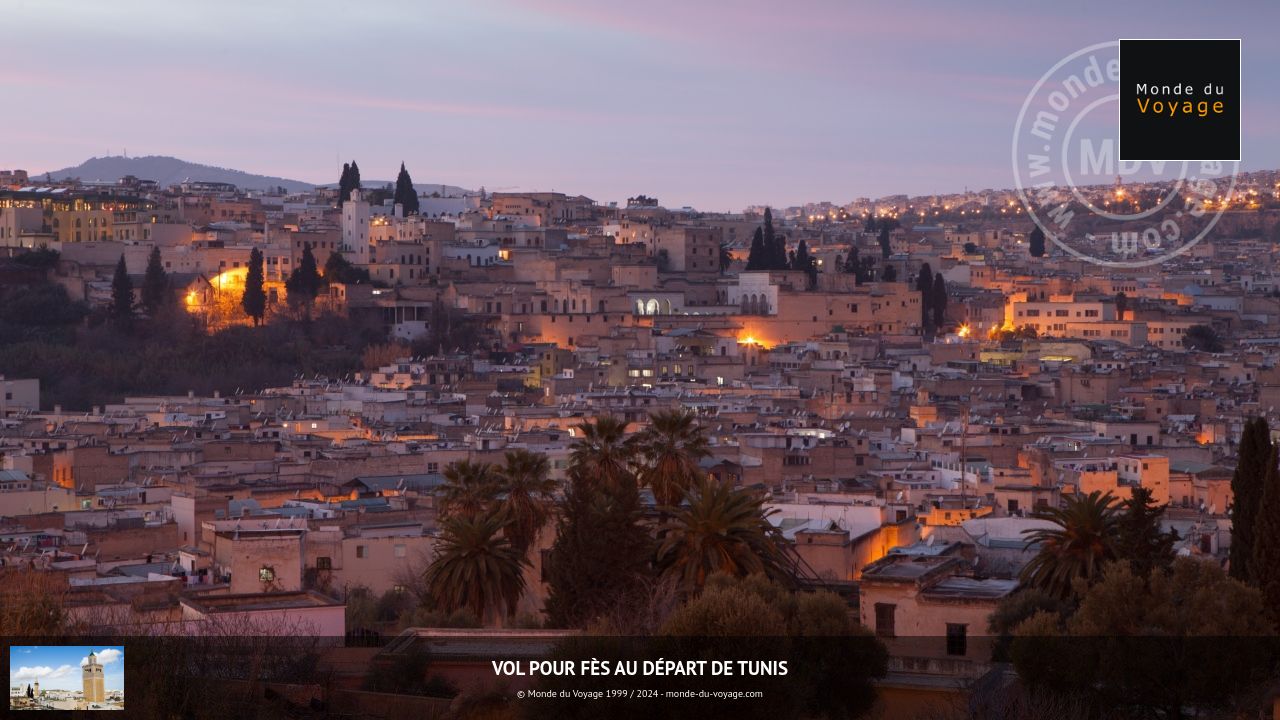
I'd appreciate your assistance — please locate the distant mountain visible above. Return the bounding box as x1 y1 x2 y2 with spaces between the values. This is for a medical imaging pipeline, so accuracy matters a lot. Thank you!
43 155 316 193
42 155 473 197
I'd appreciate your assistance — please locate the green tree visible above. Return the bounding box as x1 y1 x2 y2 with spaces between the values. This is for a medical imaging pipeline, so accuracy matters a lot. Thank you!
745 227 766 271
763 207 785 270
718 243 733 273
12 245 59 269
1183 324 1224 352
660 574 788 637
878 224 891 259
658 574 888 720
424 510 528 622
881 263 897 282
1020 491 1120 599
438 460 499 520
656 478 790 594
285 242 323 306
544 471 653 628
338 160 362 203
323 250 371 285
1011 560 1276 719
963 241 978 254
635 409 709 508
1252 443 1280 617
109 254 133 322
1029 225 1046 257
931 273 948 328
1115 291 1128 318
1114 486 1177 578
916 263 934 329
567 416 637 496
1231 416 1271 582
393 162 420 215
141 246 169 314
241 247 266 326
495 449 557 555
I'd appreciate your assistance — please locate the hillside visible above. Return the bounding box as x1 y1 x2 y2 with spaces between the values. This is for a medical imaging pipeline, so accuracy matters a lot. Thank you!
42 155 473 196
43 155 315 192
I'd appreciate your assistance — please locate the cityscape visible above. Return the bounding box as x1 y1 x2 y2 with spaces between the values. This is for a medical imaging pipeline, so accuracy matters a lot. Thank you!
4 2 1280 720
8 646 124 711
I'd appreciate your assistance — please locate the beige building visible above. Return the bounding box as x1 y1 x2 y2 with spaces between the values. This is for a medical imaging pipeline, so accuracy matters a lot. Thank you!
82 652 105 704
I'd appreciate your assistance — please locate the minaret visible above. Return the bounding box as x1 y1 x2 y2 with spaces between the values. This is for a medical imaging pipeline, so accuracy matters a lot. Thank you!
82 652 104 704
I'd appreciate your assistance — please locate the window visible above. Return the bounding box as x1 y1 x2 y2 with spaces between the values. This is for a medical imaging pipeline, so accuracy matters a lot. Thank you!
874 603 896 638
356 545 366 559
394 544 406 558
946 623 968 656
259 566 276 583
316 556 332 570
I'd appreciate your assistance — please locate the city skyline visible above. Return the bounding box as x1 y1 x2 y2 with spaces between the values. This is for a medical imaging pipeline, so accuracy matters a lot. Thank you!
9 646 124 693
5 0 1278 210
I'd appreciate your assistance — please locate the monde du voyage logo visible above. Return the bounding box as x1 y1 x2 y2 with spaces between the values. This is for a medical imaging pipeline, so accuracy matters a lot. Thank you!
1012 39 1241 267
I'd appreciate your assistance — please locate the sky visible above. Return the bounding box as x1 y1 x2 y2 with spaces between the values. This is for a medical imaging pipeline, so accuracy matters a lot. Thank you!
9 646 125 693
2 0 1277 210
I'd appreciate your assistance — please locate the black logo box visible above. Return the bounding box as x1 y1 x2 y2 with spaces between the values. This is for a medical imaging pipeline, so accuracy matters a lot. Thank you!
1119 39 1241 162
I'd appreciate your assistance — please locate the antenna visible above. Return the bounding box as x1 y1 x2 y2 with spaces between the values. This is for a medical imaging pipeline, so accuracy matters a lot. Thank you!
960 406 969 510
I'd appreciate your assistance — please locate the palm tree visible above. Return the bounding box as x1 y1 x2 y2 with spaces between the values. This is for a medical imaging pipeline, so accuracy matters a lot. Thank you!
425 510 528 622
636 409 710 508
1020 490 1121 599
656 478 789 593
495 448 557 554
568 416 637 496
438 460 498 519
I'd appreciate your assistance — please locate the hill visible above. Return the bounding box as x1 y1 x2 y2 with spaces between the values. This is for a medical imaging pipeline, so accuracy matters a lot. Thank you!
43 156 473 196
43 155 315 192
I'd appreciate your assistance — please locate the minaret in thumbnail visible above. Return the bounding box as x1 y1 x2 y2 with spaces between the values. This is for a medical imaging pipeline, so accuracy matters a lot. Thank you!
82 652 104 703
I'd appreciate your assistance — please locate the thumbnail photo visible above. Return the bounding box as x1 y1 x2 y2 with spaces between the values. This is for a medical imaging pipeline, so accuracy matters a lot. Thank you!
8 646 124 711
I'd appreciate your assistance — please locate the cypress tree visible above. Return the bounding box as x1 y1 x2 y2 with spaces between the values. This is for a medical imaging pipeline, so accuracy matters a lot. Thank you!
338 162 352 203
916 263 933 293
774 235 790 270
791 239 809 271
242 247 266 325
931 274 948 327
882 263 898 282
285 242 323 306
349 160 361 195
1254 443 1280 617
1231 416 1272 582
763 208 784 270
141 245 169 314
393 162 420 215
544 476 653 628
844 247 859 274
878 225 891 259
746 227 765 271
109 254 133 321
917 263 934 330
1029 226 1046 257
1116 486 1177 578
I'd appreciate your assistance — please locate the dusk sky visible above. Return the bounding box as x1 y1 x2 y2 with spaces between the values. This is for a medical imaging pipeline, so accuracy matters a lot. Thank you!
4 0 1277 210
